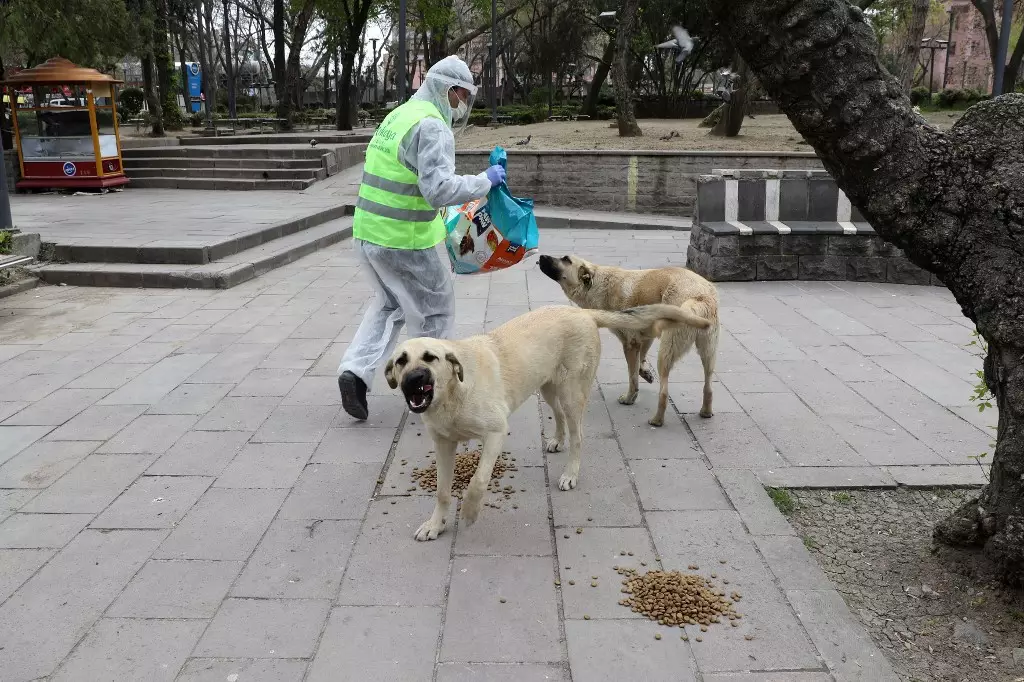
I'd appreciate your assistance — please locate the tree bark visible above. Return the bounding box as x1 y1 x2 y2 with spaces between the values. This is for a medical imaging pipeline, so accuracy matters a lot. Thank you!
222 0 237 118
708 0 1024 584
893 0 929 93
273 0 290 127
155 0 179 129
584 38 614 118
141 51 165 136
711 56 748 137
613 0 641 137
195 0 212 127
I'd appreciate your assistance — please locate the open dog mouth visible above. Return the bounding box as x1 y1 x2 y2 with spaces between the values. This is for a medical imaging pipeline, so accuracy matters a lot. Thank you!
404 384 434 413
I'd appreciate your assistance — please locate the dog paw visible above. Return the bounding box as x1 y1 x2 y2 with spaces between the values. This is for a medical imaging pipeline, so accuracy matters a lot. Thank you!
460 487 483 526
413 517 446 541
699 408 714 418
647 416 664 427
618 391 638 405
639 365 655 384
544 438 562 453
558 471 578 491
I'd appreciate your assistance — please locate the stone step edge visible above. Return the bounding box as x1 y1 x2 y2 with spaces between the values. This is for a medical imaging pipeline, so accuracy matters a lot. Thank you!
534 211 692 232
46 204 354 266
127 177 316 191
31 219 354 290
125 168 322 180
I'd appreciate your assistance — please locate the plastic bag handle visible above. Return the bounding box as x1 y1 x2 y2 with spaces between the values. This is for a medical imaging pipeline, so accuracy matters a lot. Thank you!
489 145 507 170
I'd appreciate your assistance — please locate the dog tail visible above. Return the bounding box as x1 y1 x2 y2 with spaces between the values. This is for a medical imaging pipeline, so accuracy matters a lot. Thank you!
587 303 711 333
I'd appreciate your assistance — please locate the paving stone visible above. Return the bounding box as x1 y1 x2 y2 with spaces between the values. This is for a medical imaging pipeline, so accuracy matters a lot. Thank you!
0 489 37 517
262 338 333 370
176 332 244 354
796 307 875 336
337 497 453 606
838 334 913 357
278 461 380 519
753 535 834 591
194 395 281 431
281 376 343 405
436 663 569 682
331 394 407 430
872 353 976 407
717 372 791 394
1 388 109 426
194 597 331 659
110 341 179 364
96 414 198 454
0 513 92 548
630 459 731 511
108 559 243 618
215 442 314 489
50 617 205 682
0 547 55 602
602 384 700 458
734 392 868 467
0 425 52 464
546 437 642 527
147 429 252 476
714 469 796 537
232 519 359 599
252 404 338 442
684 413 787 469
807 345 897 383
0 529 166 681
230 367 305 397
454 466 552 556
757 466 897 488
176 659 307 682
766 360 882 418
91 475 212 529
0 439 99 488
0 401 29 422
702 675 831 682
949 404 998 433
186 343 275 383
66 362 150 390
555 526 656 619
884 464 988 486
670 381 743 415
100 353 216 404
312 427 395 464
441 555 562 663
787 589 900 681
565 619 698 682
823 414 947 466
154 487 287 560
147 382 234 415
20 454 154 514
307 606 441 682
45 403 148 441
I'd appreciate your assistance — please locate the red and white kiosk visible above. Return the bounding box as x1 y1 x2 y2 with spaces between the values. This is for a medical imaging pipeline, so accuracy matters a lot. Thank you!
2 57 129 190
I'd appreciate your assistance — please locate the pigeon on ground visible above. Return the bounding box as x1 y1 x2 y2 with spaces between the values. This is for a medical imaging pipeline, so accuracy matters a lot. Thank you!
655 26 694 63
659 130 679 142
515 135 532 146
309 139 318 148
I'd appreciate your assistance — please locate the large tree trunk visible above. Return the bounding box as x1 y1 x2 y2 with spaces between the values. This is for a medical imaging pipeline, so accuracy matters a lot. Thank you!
273 0 291 127
613 0 641 137
584 39 614 118
893 0 929 93
711 56 748 137
195 1 212 128
709 0 1024 585
221 0 237 118
337 49 357 130
141 51 165 136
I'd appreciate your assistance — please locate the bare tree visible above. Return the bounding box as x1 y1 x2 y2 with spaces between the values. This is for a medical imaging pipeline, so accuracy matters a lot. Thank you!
613 0 641 136
969 0 1024 94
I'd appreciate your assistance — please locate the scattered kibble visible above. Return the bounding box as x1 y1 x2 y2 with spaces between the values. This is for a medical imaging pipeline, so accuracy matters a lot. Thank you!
568 580 575 585
410 450 516 497
576 528 583 535
499 598 506 603
554 580 561 586
591 581 598 587
695 636 703 642
616 568 743 631
654 633 662 640
744 634 754 641
583 614 590 620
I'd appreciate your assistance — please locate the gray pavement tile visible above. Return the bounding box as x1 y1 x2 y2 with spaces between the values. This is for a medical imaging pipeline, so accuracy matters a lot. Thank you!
949 404 998 433
148 430 252 476
307 606 441 682
884 464 988 486
546 437 643 527
766 360 883 418
752 535 834 591
177 658 307 682
2 372 78 402
872 353 976 407
670 381 742 415
734 392 868 467
0 548 55 602
262 339 332 371
281 376 342 405
824 414 948 466
602 384 700 458
230 367 305 397
0 425 52 464
1 388 109 426
186 343 275 383
0 489 37 516
96 414 198 454
838 334 914 357
154 487 287 560
110 341 180 364
50 617 205 682
684 413 787 470
100 353 216 404
337 497 453 606
107 559 243 618
441 555 562 663
194 597 331 659
436 663 569 682
0 401 29 422
20 454 154 514
307 342 347 376
0 529 166 682
717 372 791 394
555 526 657 619
787 589 899 681
565 619 698 682
45 403 148 441
251 405 338 443
232 519 360 599
714 469 796 537
332 395 407 429
796 306 876 336
732 331 807 363
194 395 281 431
312 427 395 464
177 332 245 354
148 382 234 415
756 466 897 488
630 459 731 511
0 513 92 548
215 442 314 489
917 323 975 346
0 439 99 488
278 462 378 519
91 475 213 529
454 467 552 556
67 362 149 389
152 324 210 344
702 675 831 682
808 345 898 383
772 323 843 349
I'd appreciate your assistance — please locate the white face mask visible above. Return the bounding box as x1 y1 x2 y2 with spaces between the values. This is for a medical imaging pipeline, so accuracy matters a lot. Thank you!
453 99 468 122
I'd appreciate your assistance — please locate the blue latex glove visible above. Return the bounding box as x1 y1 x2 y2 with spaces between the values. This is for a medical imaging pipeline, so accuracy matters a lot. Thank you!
485 164 506 187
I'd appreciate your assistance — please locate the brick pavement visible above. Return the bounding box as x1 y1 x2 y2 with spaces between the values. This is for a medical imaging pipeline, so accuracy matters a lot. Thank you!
0 229 989 680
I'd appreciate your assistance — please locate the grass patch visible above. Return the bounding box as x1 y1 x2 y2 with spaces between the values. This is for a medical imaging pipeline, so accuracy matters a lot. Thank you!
802 536 819 551
766 487 796 515
833 491 852 504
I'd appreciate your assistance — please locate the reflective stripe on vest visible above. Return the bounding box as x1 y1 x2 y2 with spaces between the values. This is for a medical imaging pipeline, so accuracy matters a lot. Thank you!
353 100 447 250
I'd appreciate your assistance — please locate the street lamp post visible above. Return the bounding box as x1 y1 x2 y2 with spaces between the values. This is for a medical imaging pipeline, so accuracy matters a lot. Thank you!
942 8 954 89
993 0 1013 95
370 38 379 105
0 132 12 231
398 0 407 103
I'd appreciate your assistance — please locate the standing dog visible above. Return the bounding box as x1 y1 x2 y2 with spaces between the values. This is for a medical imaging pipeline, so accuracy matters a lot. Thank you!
538 255 720 426
384 304 707 541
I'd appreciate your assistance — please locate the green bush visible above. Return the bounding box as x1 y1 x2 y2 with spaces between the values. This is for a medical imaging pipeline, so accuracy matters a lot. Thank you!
909 86 931 106
468 111 492 126
188 112 203 127
118 87 145 121
936 88 960 107
162 102 185 131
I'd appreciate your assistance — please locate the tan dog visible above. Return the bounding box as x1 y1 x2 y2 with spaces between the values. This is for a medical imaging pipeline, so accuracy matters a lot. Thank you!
384 304 707 541
538 254 720 426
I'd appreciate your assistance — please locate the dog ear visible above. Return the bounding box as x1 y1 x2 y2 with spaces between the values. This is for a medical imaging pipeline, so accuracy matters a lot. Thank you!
578 265 593 288
445 352 464 382
384 359 398 389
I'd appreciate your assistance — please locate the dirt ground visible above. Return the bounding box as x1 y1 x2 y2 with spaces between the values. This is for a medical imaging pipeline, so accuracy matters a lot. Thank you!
456 112 965 152
786 488 1024 682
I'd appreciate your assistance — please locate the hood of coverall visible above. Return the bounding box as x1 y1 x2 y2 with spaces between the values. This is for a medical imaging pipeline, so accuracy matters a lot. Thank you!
411 55 478 135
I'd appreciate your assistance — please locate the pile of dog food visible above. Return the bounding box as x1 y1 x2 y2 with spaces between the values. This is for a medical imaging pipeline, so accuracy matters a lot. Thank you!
410 450 519 499
616 565 743 630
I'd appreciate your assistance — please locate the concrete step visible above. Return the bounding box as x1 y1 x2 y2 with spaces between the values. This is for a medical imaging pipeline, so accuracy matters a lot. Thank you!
123 156 324 170
128 176 316 191
121 145 341 160
49 204 353 265
187 132 373 146
32 217 353 289
126 167 323 181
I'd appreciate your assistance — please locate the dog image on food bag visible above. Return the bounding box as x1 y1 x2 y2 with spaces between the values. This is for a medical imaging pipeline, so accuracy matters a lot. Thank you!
384 304 710 541
539 255 720 427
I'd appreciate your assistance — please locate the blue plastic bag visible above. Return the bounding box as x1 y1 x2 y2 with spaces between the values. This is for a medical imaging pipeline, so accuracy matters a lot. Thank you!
443 146 540 275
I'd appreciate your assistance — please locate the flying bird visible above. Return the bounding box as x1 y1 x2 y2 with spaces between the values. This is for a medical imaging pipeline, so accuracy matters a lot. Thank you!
655 26 694 64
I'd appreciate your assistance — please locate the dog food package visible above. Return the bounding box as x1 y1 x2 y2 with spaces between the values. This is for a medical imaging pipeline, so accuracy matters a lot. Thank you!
442 146 539 275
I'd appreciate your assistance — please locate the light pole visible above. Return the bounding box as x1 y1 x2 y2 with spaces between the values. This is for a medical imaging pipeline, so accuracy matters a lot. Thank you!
0 95 12 231
993 0 1013 95
398 0 407 103
370 38 379 105
490 0 498 124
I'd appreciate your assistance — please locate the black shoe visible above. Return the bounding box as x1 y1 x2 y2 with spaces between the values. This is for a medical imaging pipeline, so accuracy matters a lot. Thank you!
338 371 368 421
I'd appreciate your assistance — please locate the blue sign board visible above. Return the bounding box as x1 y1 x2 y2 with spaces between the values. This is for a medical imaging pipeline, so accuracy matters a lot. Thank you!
186 62 202 113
